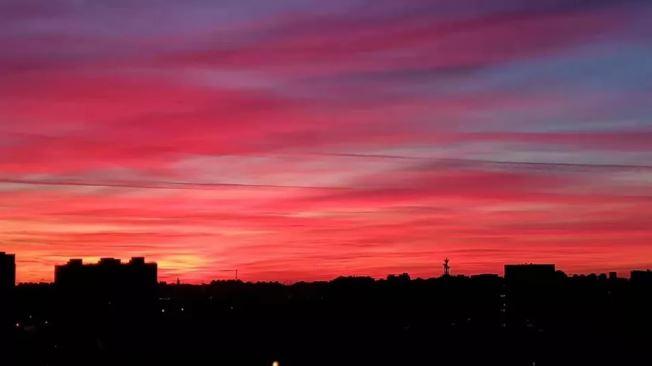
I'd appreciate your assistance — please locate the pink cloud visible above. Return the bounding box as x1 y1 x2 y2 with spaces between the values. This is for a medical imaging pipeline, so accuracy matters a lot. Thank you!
1 0 651 282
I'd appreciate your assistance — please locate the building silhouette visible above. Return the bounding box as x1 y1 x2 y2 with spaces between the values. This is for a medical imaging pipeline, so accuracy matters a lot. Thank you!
54 256 158 309
631 269 652 285
0 252 15 291
504 264 556 286
51 257 158 364
55 257 157 290
0 252 15 362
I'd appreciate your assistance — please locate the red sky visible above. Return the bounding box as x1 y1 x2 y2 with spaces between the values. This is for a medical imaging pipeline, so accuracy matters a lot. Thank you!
1 0 652 283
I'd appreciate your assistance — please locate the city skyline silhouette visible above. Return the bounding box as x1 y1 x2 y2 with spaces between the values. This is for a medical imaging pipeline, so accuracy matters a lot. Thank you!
4 251 652 365
4 252 652 284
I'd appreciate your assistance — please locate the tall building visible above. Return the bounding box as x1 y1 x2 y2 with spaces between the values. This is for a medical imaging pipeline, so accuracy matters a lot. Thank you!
55 257 157 294
504 264 556 286
630 270 652 285
0 252 16 291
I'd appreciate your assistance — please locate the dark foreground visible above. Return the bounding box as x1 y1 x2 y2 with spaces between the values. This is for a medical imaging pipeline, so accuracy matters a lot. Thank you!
3 273 652 366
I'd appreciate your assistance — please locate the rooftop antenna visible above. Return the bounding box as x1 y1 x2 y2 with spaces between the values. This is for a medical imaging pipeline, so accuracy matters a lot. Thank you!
218 269 238 280
443 258 451 277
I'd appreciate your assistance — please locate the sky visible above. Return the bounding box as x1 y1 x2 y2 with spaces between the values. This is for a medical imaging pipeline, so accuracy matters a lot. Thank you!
1 0 652 283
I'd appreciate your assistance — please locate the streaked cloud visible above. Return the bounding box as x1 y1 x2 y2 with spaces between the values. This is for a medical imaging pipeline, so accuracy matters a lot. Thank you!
1 0 651 282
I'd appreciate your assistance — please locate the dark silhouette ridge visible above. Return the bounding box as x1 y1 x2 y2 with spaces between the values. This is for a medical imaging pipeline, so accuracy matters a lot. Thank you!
4 254 652 365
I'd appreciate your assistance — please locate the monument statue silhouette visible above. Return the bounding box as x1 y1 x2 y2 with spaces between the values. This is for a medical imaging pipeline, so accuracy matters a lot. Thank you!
443 258 450 277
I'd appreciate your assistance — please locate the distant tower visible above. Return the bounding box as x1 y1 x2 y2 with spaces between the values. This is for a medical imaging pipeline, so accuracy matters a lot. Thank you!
443 258 450 277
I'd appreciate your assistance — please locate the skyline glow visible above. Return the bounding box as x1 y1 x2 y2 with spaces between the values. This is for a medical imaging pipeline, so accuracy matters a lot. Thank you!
2 0 652 283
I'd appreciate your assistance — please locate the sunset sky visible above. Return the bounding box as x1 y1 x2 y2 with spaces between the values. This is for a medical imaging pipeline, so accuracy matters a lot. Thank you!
2 0 652 283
